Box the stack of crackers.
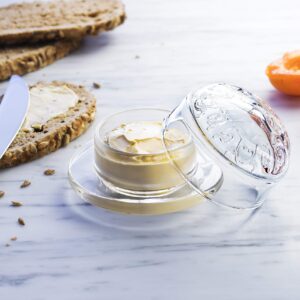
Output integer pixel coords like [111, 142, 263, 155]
[0, 0, 125, 81]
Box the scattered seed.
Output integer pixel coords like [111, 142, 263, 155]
[10, 236, 17, 241]
[20, 180, 31, 188]
[11, 201, 23, 207]
[0, 191, 4, 198]
[31, 123, 44, 132]
[135, 55, 140, 59]
[18, 217, 25, 226]
[44, 169, 55, 176]
[93, 82, 101, 89]
[5, 243, 10, 247]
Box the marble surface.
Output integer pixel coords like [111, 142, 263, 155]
[1, 0, 300, 299]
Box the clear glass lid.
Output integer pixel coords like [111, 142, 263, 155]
[162, 83, 290, 209]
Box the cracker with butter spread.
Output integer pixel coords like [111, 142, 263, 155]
[0, 81, 96, 168]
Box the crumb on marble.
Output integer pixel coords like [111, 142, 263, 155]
[20, 180, 31, 188]
[18, 217, 25, 226]
[10, 236, 17, 241]
[44, 169, 55, 176]
[11, 201, 23, 207]
[93, 82, 101, 89]
[0, 191, 4, 198]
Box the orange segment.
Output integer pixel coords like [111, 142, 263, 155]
[283, 50, 300, 70]
[266, 50, 300, 96]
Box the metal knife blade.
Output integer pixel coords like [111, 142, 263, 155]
[0, 75, 30, 160]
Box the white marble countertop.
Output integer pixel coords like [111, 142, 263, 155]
[1, 0, 300, 299]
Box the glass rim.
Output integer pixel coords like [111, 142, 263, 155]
[94, 107, 193, 158]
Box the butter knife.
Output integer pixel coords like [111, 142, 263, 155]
[0, 75, 30, 160]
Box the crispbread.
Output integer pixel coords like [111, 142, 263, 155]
[0, 0, 125, 45]
[0, 40, 80, 81]
[0, 81, 96, 168]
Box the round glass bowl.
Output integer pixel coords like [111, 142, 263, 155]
[94, 109, 197, 198]
[68, 141, 207, 215]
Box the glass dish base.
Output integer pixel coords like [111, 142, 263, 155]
[68, 141, 206, 215]
[97, 175, 185, 199]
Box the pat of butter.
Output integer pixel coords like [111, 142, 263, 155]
[106, 121, 188, 155]
[95, 120, 196, 195]
[23, 85, 78, 129]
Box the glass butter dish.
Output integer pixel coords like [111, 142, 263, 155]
[68, 83, 290, 215]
